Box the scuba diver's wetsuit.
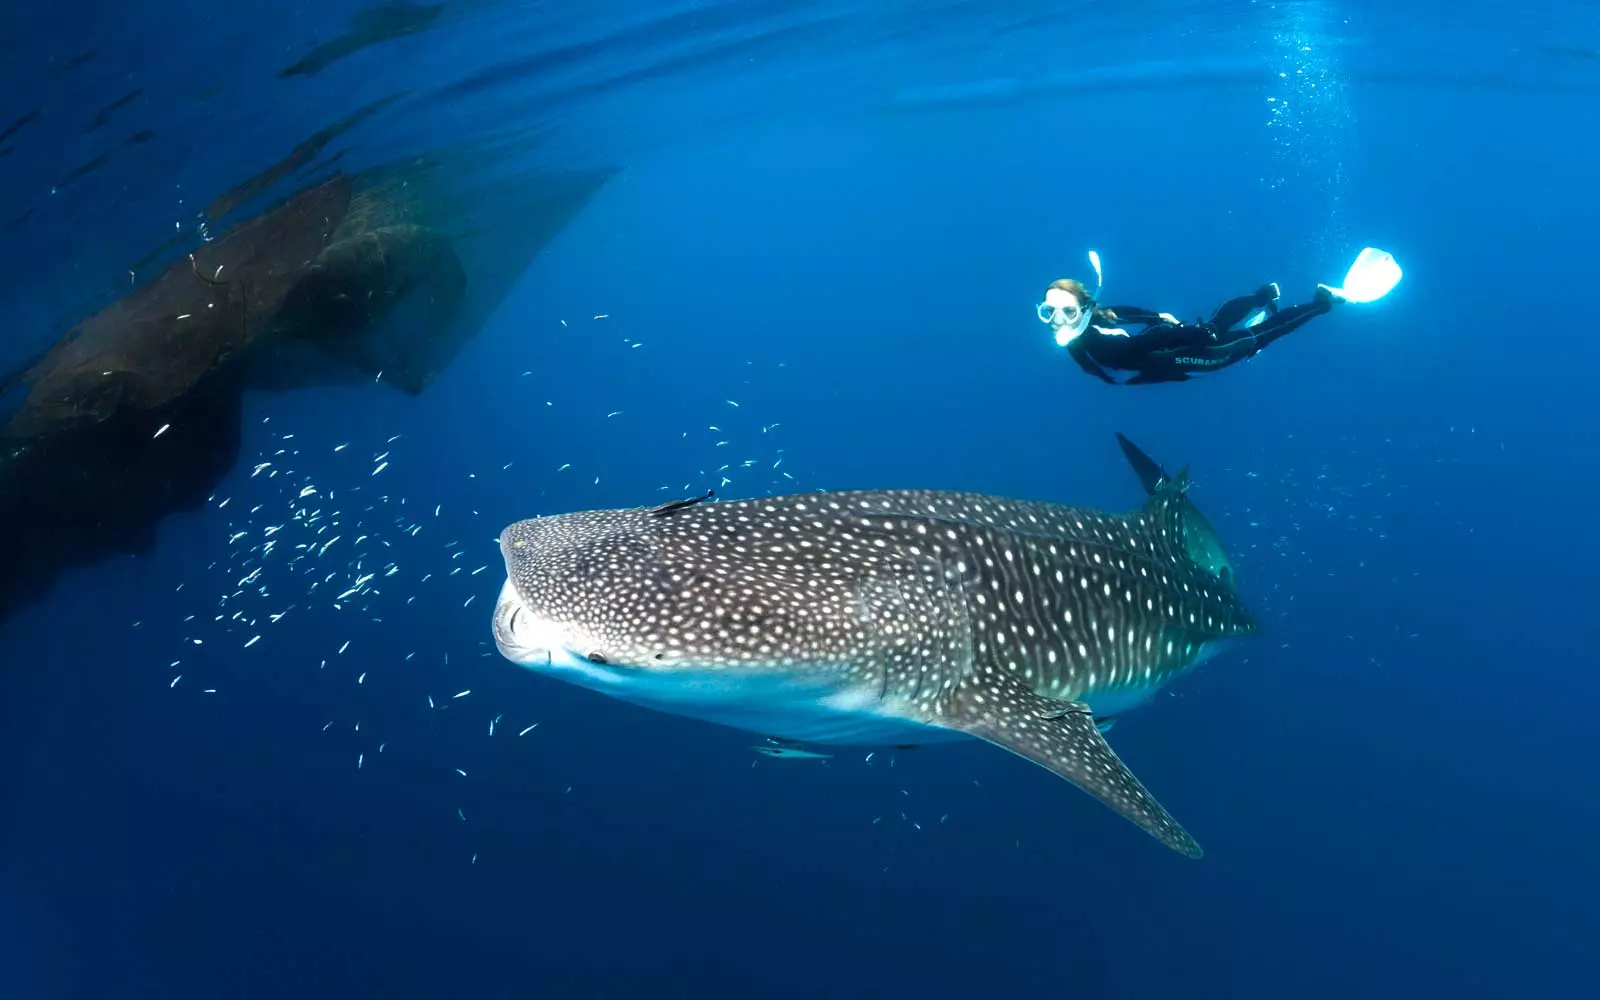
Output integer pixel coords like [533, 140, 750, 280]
[1068, 284, 1336, 384]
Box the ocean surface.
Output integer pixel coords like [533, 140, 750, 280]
[3, 1, 1598, 997]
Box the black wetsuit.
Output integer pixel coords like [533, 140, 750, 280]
[1067, 285, 1335, 384]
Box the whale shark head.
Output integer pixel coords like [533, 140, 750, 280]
[493, 500, 871, 680]
[493, 494, 956, 743]
[492, 507, 669, 676]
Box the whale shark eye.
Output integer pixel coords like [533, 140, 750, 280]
[586, 651, 608, 664]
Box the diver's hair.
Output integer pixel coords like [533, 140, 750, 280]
[1048, 278, 1118, 323]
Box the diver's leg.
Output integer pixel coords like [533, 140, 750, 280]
[1242, 295, 1333, 349]
[1145, 292, 1332, 379]
[1207, 283, 1281, 331]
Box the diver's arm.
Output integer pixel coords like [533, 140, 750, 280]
[1067, 338, 1118, 383]
[1100, 305, 1181, 327]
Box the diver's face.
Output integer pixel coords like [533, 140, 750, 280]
[1039, 289, 1084, 328]
[1038, 288, 1088, 344]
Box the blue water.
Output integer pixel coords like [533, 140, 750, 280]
[4, 1, 1599, 997]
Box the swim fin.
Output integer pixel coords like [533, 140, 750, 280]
[1317, 247, 1402, 305]
[1234, 283, 1279, 330]
[1239, 305, 1273, 329]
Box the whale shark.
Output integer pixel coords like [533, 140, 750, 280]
[492, 435, 1258, 857]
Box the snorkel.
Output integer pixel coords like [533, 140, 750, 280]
[1038, 249, 1105, 346]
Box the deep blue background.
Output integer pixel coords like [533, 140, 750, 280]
[4, 2, 1599, 998]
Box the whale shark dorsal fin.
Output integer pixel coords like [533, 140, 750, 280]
[1166, 464, 1192, 496]
[1114, 435, 1236, 588]
[1115, 432, 1167, 496]
[1116, 432, 1192, 498]
[947, 676, 1202, 858]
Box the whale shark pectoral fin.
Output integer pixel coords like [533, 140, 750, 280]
[754, 737, 833, 760]
[947, 681, 1202, 859]
[752, 744, 833, 760]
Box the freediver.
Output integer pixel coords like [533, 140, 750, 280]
[1037, 247, 1403, 384]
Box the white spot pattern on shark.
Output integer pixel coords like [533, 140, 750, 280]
[493, 437, 1261, 858]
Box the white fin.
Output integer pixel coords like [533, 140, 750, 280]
[1331, 247, 1402, 304]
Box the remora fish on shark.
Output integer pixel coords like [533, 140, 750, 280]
[492, 435, 1258, 858]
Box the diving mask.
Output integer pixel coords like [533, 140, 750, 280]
[1037, 287, 1093, 346]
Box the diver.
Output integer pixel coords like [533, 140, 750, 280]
[1037, 247, 1403, 384]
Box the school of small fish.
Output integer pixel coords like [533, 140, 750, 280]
[127, 317, 972, 857]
